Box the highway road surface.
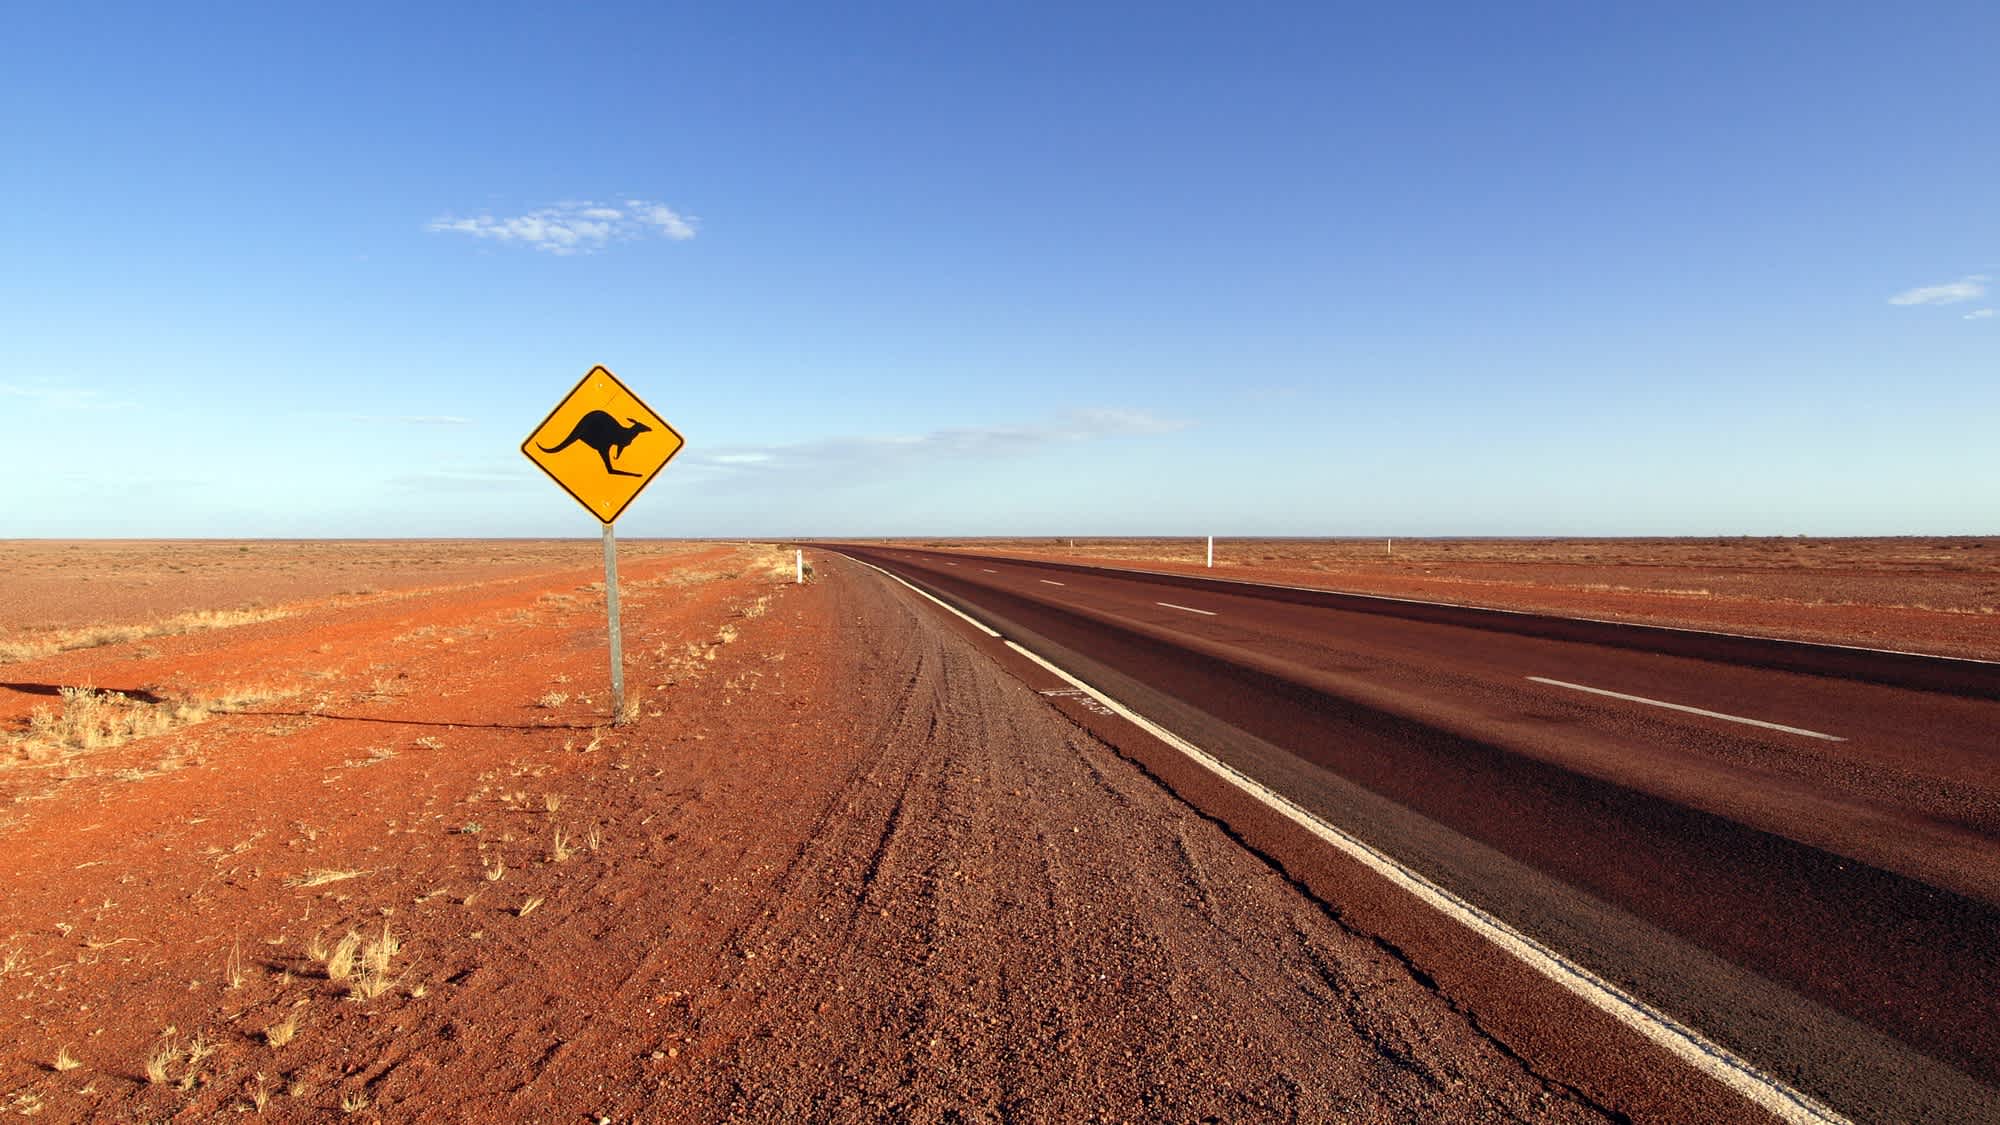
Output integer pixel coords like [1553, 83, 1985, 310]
[827, 544, 2000, 1125]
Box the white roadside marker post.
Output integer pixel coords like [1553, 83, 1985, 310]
[1388, 538, 1394, 557]
[1207, 535, 1214, 568]
[601, 521, 625, 721]
[796, 548, 804, 584]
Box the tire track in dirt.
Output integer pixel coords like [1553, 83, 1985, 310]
[653, 561, 1615, 1123]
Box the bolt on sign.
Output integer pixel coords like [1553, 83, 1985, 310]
[522, 365, 685, 524]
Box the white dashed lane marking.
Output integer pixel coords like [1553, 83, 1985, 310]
[1527, 676, 1845, 741]
[1157, 602, 1217, 617]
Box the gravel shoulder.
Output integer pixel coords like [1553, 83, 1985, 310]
[629, 557, 1616, 1123]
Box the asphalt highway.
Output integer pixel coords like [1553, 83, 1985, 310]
[828, 545, 2000, 1124]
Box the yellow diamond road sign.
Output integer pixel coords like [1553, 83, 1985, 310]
[522, 365, 684, 524]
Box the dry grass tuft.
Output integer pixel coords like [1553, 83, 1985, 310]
[51, 1044, 81, 1072]
[346, 924, 400, 1001]
[5, 682, 297, 767]
[341, 1090, 371, 1114]
[205, 683, 293, 712]
[764, 551, 800, 582]
[324, 930, 362, 982]
[516, 896, 544, 918]
[536, 690, 570, 709]
[225, 937, 247, 990]
[21, 687, 200, 752]
[181, 1033, 216, 1089]
[542, 792, 562, 814]
[0, 606, 294, 665]
[549, 826, 576, 863]
[290, 869, 364, 888]
[144, 1037, 181, 1085]
[264, 1009, 301, 1048]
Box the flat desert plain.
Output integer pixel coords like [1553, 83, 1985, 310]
[1, 537, 1983, 1121]
[899, 536, 2000, 661]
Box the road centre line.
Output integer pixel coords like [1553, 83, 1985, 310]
[1040, 579, 1066, 586]
[1526, 677, 1845, 742]
[845, 557, 1001, 638]
[982, 568, 998, 573]
[1002, 638, 1849, 1125]
[1157, 601, 1217, 616]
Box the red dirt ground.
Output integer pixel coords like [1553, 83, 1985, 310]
[0, 542, 1633, 1122]
[897, 537, 2000, 661]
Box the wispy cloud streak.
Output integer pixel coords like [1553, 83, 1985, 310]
[427, 199, 697, 254]
[313, 413, 473, 426]
[681, 409, 1189, 483]
[0, 380, 137, 410]
[1888, 274, 1989, 307]
[296, 406, 476, 424]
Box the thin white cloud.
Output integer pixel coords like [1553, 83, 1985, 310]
[683, 408, 1190, 483]
[626, 200, 697, 240]
[308, 412, 473, 426]
[0, 380, 137, 410]
[389, 467, 537, 492]
[427, 199, 698, 255]
[1888, 274, 1989, 307]
[1965, 308, 1995, 320]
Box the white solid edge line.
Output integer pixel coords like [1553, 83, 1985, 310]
[1527, 676, 1846, 742]
[1157, 601, 1218, 616]
[846, 557, 1001, 638]
[1040, 579, 1067, 586]
[1004, 638, 1851, 1125]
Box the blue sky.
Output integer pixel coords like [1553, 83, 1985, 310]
[3, 2, 1994, 538]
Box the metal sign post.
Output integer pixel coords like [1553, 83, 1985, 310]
[602, 521, 625, 719]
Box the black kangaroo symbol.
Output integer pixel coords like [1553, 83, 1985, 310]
[539, 411, 652, 477]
